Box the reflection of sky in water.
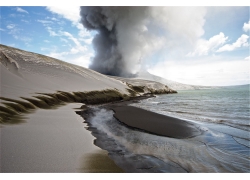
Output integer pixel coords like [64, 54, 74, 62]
[85, 107, 250, 172]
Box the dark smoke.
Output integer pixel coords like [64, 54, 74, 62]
[80, 7, 148, 77]
[80, 7, 206, 77]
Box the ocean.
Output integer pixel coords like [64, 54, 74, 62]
[84, 85, 250, 172]
[131, 85, 250, 141]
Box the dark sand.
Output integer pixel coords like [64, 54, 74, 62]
[112, 105, 201, 139]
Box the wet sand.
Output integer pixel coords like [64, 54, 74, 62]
[112, 105, 201, 139]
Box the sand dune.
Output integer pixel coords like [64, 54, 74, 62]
[0, 44, 176, 172]
[0, 44, 176, 124]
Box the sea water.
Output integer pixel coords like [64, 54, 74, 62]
[132, 85, 249, 132]
[84, 85, 250, 172]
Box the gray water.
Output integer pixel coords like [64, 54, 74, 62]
[132, 85, 249, 132]
[85, 85, 250, 172]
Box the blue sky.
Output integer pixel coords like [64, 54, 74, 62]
[0, 3, 249, 86]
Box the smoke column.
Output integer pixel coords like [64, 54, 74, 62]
[80, 7, 206, 77]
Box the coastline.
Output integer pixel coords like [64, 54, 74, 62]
[1, 45, 249, 173]
[0, 45, 177, 172]
[79, 95, 250, 173]
[78, 96, 204, 172]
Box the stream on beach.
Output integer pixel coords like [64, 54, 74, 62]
[81, 85, 250, 172]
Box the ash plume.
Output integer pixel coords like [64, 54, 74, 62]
[80, 7, 206, 77]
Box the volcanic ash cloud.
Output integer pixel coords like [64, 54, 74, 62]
[80, 7, 206, 77]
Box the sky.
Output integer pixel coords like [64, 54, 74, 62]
[0, 2, 249, 86]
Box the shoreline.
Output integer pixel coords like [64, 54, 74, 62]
[78, 96, 204, 172]
[79, 95, 250, 173]
[0, 44, 179, 173]
[111, 105, 202, 139]
[103, 95, 202, 139]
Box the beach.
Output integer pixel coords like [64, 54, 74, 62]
[1, 44, 249, 173]
[1, 103, 123, 172]
[0, 44, 176, 172]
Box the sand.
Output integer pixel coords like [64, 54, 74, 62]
[111, 105, 201, 139]
[0, 103, 123, 172]
[0, 44, 177, 173]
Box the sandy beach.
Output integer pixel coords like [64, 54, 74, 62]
[0, 44, 177, 172]
[1, 44, 249, 173]
[1, 103, 123, 172]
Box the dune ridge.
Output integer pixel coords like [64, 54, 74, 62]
[0, 44, 176, 124]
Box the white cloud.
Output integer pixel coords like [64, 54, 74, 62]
[46, 6, 80, 24]
[16, 7, 29, 14]
[76, 23, 91, 37]
[46, 31, 89, 67]
[7, 24, 21, 37]
[243, 20, 250, 32]
[46, 6, 90, 39]
[0, 28, 5, 31]
[13, 35, 32, 42]
[67, 55, 92, 68]
[37, 20, 53, 24]
[46, 26, 59, 36]
[21, 19, 29, 23]
[61, 31, 87, 52]
[46, 16, 59, 21]
[245, 56, 250, 60]
[148, 58, 250, 86]
[6, 24, 16, 29]
[82, 38, 93, 45]
[187, 32, 228, 56]
[217, 34, 249, 52]
[60, 38, 68, 43]
[47, 51, 92, 68]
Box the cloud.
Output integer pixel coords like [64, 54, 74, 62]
[245, 56, 250, 60]
[46, 26, 59, 36]
[47, 49, 92, 68]
[148, 57, 250, 86]
[66, 54, 93, 68]
[21, 19, 29, 23]
[13, 35, 32, 43]
[81, 37, 93, 45]
[45, 6, 90, 40]
[60, 31, 87, 53]
[37, 19, 53, 24]
[44, 25, 88, 53]
[60, 38, 68, 43]
[0, 28, 5, 31]
[243, 20, 250, 32]
[7, 24, 21, 36]
[79, 6, 207, 76]
[46, 6, 80, 24]
[6, 24, 16, 29]
[46, 30, 89, 66]
[16, 7, 28, 14]
[187, 32, 228, 56]
[216, 34, 249, 52]
[46, 16, 59, 21]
